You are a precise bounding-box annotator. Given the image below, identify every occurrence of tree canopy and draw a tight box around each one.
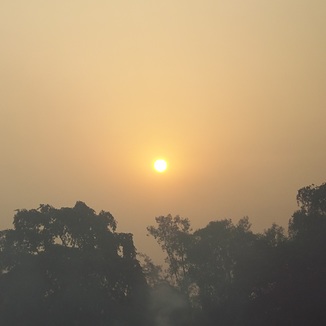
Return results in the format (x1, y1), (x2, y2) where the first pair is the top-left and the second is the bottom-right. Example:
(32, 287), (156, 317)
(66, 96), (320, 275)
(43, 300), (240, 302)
(147, 183), (326, 325)
(1, 183), (326, 325)
(0, 202), (148, 326)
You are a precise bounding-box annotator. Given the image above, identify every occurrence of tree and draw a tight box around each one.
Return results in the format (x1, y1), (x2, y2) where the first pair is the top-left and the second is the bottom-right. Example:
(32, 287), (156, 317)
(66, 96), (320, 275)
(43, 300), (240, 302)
(147, 215), (260, 325)
(285, 183), (326, 325)
(147, 214), (193, 289)
(137, 253), (164, 288)
(186, 217), (260, 325)
(0, 202), (148, 326)
(289, 182), (326, 238)
(147, 215), (289, 325)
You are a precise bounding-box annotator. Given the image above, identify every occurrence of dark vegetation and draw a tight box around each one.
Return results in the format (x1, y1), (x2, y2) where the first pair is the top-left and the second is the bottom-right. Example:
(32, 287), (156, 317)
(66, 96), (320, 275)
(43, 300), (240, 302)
(1, 183), (326, 325)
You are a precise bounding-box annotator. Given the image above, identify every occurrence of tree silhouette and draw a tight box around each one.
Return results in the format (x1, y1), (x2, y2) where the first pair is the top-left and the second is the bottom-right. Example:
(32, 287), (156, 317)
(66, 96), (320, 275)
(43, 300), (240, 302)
(0, 202), (148, 326)
(2, 183), (326, 325)
(147, 214), (193, 289)
(285, 183), (326, 325)
(148, 184), (326, 326)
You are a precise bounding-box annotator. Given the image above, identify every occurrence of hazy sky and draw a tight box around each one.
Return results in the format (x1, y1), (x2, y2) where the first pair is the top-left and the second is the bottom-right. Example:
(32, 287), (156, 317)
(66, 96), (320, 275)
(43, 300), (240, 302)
(1, 0), (326, 259)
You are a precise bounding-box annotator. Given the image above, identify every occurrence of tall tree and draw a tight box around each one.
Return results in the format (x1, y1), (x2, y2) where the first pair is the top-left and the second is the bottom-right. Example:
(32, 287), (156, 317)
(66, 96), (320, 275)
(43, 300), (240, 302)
(147, 214), (192, 289)
(285, 183), (326, 325)
(187, 217), (259, 325)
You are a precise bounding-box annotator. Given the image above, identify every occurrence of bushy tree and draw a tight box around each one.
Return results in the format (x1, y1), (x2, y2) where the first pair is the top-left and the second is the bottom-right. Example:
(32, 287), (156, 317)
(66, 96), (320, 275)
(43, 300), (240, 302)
(284, 183), (326, 325)
(0, 202), (148, 326)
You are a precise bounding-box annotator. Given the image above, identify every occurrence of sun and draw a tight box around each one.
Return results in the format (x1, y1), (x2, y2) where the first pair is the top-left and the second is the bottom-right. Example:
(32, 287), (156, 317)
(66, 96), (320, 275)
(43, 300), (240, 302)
(154, 159), (167, 173)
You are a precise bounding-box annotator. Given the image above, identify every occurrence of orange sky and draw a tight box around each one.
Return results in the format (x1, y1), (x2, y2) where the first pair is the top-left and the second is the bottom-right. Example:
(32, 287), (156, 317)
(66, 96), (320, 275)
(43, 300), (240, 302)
(1, 0), (326, 260)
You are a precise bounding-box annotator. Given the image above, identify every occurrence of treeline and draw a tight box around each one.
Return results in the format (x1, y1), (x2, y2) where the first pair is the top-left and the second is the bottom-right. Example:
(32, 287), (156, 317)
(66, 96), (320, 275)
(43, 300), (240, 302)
(1, 183), (326, 325)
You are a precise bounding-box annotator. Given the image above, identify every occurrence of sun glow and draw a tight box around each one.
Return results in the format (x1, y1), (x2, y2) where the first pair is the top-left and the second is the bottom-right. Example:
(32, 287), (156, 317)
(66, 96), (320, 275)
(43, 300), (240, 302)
(154, 159), (167, 173)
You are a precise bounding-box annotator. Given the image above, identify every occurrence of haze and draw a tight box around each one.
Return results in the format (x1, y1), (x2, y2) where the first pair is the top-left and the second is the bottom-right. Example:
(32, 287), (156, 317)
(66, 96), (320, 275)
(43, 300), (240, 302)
(1, 0), (325, 259)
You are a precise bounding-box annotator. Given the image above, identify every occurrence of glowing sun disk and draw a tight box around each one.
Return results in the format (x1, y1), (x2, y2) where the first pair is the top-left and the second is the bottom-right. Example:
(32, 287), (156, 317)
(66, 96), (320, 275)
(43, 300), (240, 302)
(154, 159), (167, 173)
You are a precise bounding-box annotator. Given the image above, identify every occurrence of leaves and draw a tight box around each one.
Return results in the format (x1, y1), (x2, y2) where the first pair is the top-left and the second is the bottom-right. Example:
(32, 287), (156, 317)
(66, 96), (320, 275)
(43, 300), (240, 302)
(0, 202), (148, 326)
(147, 215), (192, 287)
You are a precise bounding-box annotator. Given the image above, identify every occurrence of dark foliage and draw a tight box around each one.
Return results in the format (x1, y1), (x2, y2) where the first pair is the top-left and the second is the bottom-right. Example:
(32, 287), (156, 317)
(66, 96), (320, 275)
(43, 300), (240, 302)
(0, 202), (149, 326)
(148, 182), (326, 325)
(1, 183), (326, 325)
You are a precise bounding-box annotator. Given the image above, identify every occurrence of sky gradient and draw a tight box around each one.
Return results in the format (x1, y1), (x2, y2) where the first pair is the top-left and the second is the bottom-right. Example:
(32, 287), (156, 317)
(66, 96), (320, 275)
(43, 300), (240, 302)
(1, 0), (326, 259)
